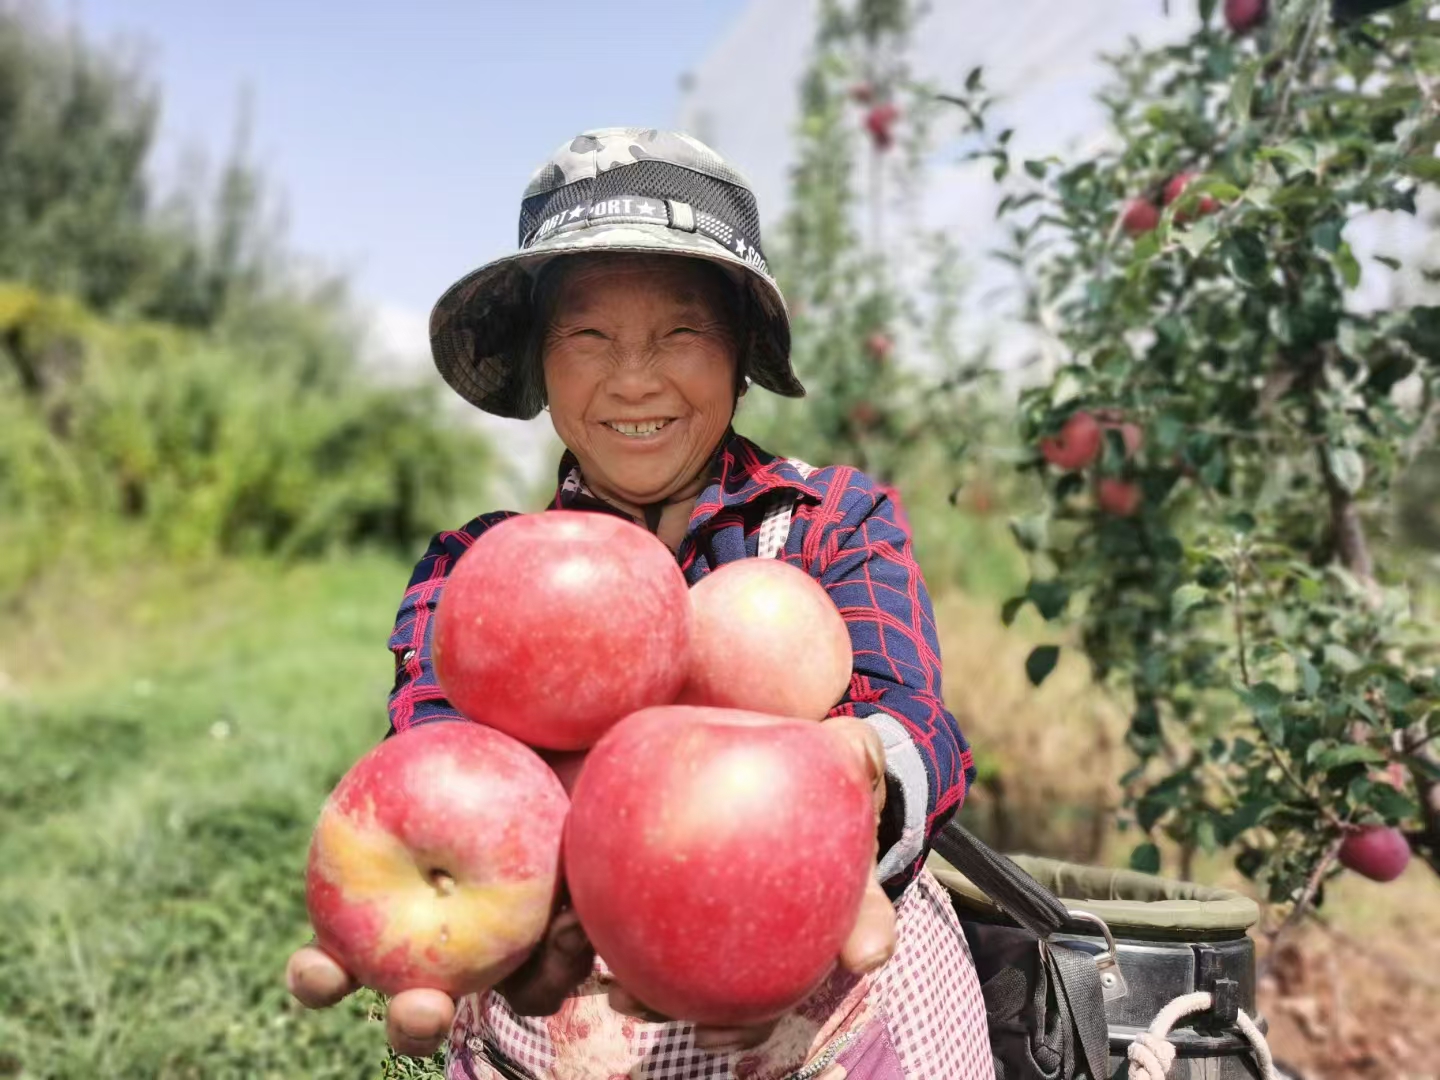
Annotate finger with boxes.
[839,875,897,975]
[693,1019,780,1052]
[386,988,456,1058]
[606,984,670,1024]
[285,945,358,1009]
[498,909,595,1017]
[822,717,887,811]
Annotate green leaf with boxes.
[1229,59,1257,123]
[1374,255,1402,271]
[1027,579,1070,620]
[1312,745,1386,772]
[965,65,984,92]
[1326,446,1365,496]
[1240,681,1286,742]
[1172,583,1209,620]
[1296,654,1321,697]
[1008,515,1047,554]
[1130,842,1161,874]
[1400,154,1440,183]
[1025,645,1061,687]
[1178,217,1217,259]
[1001,595,1027,627]
[1024,159,1048,180]
[1333,244,1362,289]
[1324,643,1363,674]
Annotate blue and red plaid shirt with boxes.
[386,430,974,894]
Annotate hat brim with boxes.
[428,222,804,420]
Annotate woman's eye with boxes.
[668,326,700,337]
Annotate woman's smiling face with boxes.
[540,254,742,513]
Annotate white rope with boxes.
[1125,990,1277,1080]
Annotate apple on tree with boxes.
[305,722,569,997]
[865,103,900,151]
[1338,825,1411,883]
[1039,411,1103,471]
[1096,477,1142,518]
[1225,0,1267,33]
[565,705,876,1027]
[865,331,893,364]
[433,510,692,750]
[1163,172,1220,225]
[1121,198,1161,237]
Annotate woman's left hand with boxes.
[609,715,898,1052]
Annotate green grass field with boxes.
[0,555,418,1079]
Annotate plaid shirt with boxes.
[386,430,975,891]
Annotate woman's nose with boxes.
[604,344,665,400]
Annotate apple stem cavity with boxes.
[428,868,458,897]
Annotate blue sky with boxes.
[74,0,748,318]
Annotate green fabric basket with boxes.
[926,852,1260,935]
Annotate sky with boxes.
[71,0,748,343]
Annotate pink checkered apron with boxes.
[443,480,992,1079]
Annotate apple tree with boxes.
[953,0,1440,916]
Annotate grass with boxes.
[0,553,410,1079]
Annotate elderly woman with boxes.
[286,128,990,1080]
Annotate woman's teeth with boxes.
[607,419,671,436]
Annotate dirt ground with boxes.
[1257,860,1440,1080]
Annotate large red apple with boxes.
[566,706,875,1026]
[305,722,567,997]
[1040,411,1103,471]
[678,559,853,719]
[1121,198,1161,237]
[1338,825,1411,883]
[433,511,691,750]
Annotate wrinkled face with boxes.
[541,255,741,510]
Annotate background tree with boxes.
[952,0,1440,926]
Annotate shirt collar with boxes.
[549,429,822,528]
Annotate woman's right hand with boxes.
[284,909,595,1058]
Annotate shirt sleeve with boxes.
[386,514,516,736]
[818,481,975,896]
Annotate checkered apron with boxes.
[445,479,992,1079]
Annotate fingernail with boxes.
[555,923,589,957]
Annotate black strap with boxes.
[930,821,1072,940]
[1047,945,1111,1080]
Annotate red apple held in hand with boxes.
[433,511,691,750]
[1338,825,1411,883]
[1039,411,1104,471]
[1121,198,1161,237]
[678,559,853,719]
[865,103,900,150]
[1163,172,1220,224]
[1225,0,1267,33]
[305,722,568,997]
[565,706,876,1026]
[1097,478,1143,517]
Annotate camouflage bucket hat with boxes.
[429,127,805,419]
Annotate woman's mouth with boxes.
[604,418,674,438]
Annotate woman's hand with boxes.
[608,715,898,1053]
[284,909,595,1058]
